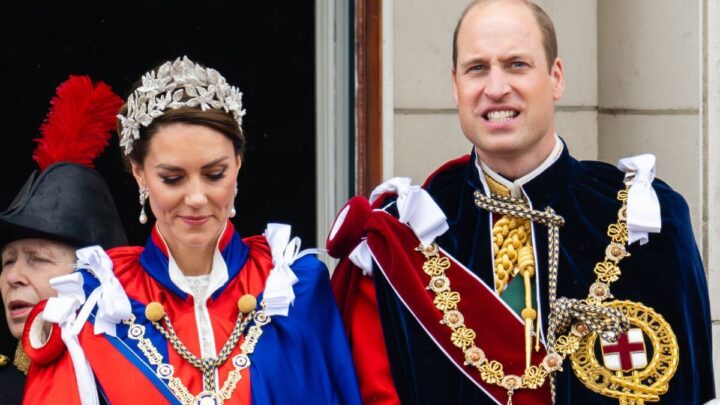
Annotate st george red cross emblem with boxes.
[600,328,648,371]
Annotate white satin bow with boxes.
[617,154,662,245]
[40,246,132,405]
[348,241,374,276]
[73,246,132,336]
[369,177,449,246]
[264,224,303,316]
[346,178,449,275]
[42,273,96,405]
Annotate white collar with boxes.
[476,134,564,198]
[158,223,230,301]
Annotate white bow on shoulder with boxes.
[617,154,662,245]
[42,246,132,405]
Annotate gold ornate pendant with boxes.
[569,300,679,404]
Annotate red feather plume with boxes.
[32,75,123,170]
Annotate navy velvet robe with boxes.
[372,147,715,404]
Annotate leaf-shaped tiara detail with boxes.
[117,56,246,155]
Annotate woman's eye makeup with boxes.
[205,170,226,181]
[157,170,183,184]
[160,175,183,184]
[156,166,227,184]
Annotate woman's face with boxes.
[0,239,75,339]
[132,123,241,255]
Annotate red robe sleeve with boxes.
[22,301,81,405]
[23,352,81,404]
[332,258,400,405]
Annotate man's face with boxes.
[452,1,564,171]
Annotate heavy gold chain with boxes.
[416,184,633,403]
[123,302,271,404]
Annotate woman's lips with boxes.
[179,215,211,226]
[8,300,34,319]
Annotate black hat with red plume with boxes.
[0,76,127,250]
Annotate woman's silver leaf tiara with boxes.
[117,56,246,155]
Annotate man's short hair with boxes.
[452,0,558,71]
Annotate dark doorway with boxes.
[0,1,316,359]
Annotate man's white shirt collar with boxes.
[476,134,564,198]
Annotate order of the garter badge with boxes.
[555,177,680,405]
[570,300,679,404]
[563,179,679,404]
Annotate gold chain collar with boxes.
[414,181,636,404]
[123,298,270,405]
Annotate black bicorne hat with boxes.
[0,163,127,249]
[0,76,128,250]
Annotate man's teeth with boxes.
[486,110,517,122]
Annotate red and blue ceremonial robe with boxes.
[22,222,361,404]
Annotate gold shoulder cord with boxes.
[416,177,678,404]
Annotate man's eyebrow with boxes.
[502,52,534,61]
[459,56,489,67]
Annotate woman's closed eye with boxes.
[160,175,183,185]
[28,254,53,265]
[205,170,226,181]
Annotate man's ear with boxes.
[452,67,459,106]
[551,57,565,101]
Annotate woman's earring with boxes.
[138,185,149,224]
[230,186,238,218]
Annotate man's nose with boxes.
[483,67,511,100]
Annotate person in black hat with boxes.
[0,75,127,404]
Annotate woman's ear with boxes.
[234,155,242,176]
[130,161,146,189]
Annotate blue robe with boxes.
[370,146,714,404]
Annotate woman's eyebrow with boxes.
[201,157,230,169]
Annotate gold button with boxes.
[238,294,257,314]
[145,301,165,322]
